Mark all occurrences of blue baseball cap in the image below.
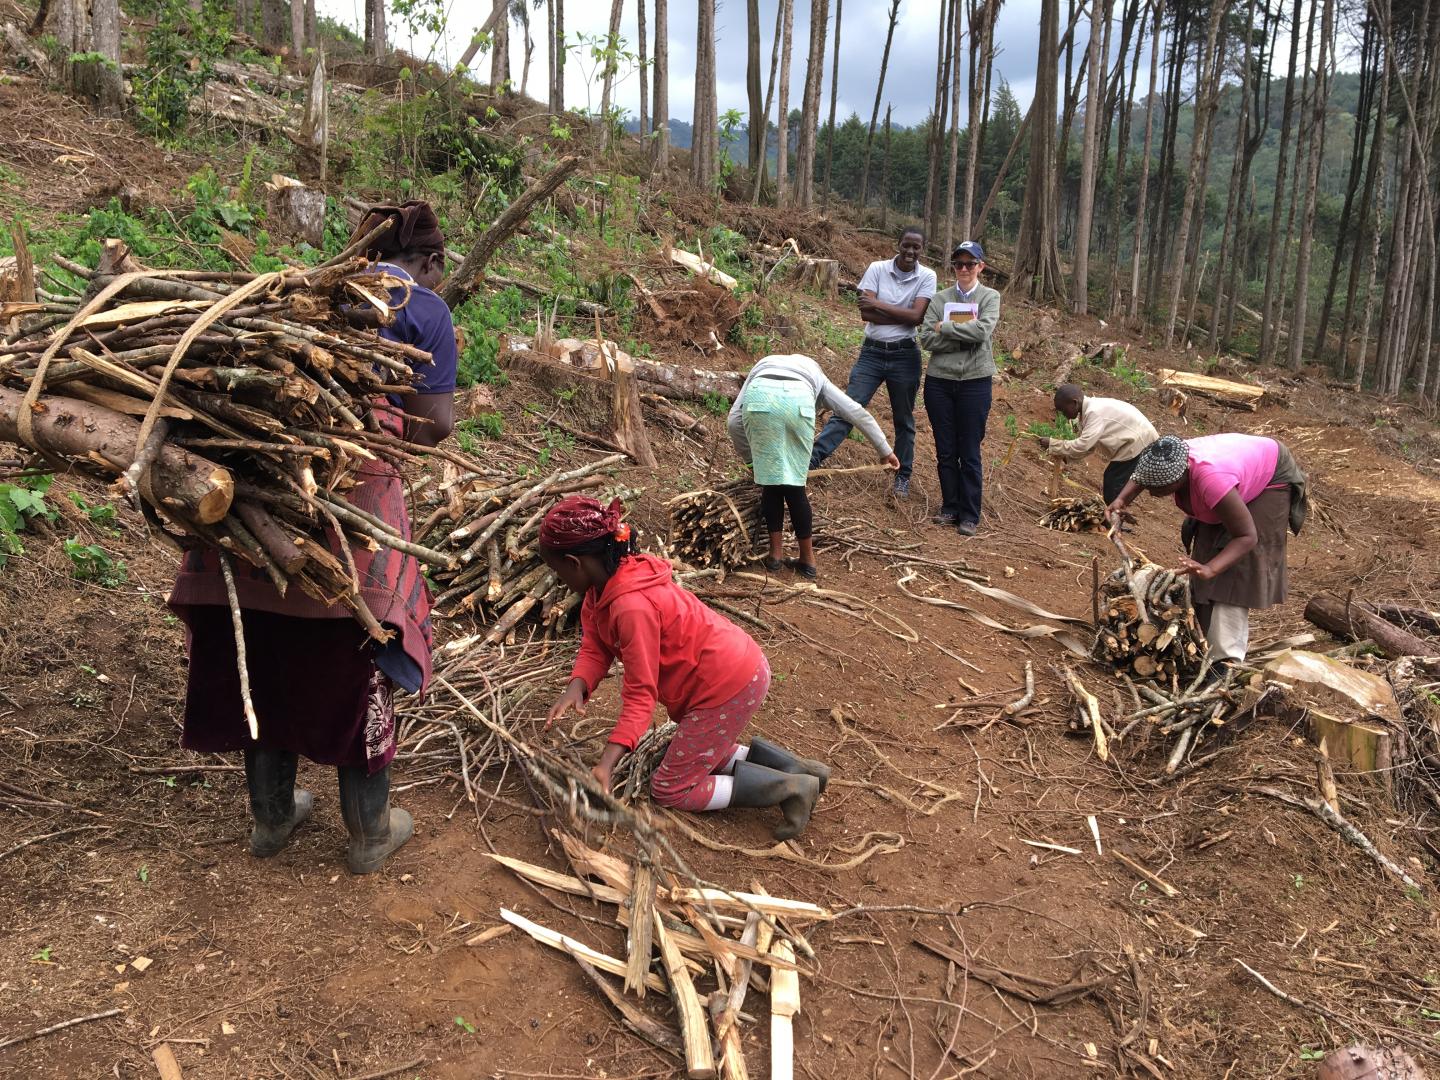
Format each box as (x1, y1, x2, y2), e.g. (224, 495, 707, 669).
(951, 241, 984, 262)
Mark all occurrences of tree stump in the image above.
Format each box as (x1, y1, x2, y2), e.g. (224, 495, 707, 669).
(265, 177, 327, 247)
(796, 258, 840, 297)
(1317, 1045, 1426, 1080)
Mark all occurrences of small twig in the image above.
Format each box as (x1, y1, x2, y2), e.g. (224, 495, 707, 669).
(342, 1058, 428, 1080)
(0, 1007, 124, 1051)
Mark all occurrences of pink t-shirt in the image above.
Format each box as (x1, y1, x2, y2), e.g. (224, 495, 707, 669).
(1175, 434, 1280, 523)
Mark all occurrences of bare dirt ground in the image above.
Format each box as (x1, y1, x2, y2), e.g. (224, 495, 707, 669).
(3, 267, 1440, 1079)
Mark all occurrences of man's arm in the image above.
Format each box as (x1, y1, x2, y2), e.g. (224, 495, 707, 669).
(403, 392, 454, 447)
(917, 292, 950, 352)
(1047, 411, 1104, 459)
(859, 291, 930, 326)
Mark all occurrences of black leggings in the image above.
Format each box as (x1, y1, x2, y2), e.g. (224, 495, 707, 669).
(760, 485, 813, 540)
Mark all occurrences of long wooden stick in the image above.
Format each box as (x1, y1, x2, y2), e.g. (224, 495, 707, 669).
(218, 553, 259, 740)
(0, 1007, 123, 1051)
(500, 908, 667, 993)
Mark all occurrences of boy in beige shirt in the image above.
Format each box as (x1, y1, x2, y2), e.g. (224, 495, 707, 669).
(1041, 383, 1159, 503)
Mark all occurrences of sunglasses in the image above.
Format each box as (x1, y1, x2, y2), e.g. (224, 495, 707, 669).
(953, 261, 980, 270)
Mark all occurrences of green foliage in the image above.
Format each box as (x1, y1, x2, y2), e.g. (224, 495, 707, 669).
(63, 539, 128, 587)
(0, 475, 57, 568)
(1003, 413, 1020, 438)
(454, 1015, 476, 1035)
(717, 108, 744, 189)
(67, 492, 119, 530)
(31, 946, 54, 962)
(1027, 415, 1078, 440)
(131, 0, 230, 139)
(453, 288, 526, 386)
(699, 392, 730, 418)
(454, 412, 504, 452)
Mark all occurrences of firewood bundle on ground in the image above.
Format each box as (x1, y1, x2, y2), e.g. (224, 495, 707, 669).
(0, 240, 463, 639)
(665, 478, 765, 570)
(486, 831, 826, 1079)
(410, 453, 630, 646)
(1092, 559, 1207, 683)
(1039, 494, 1115, 533)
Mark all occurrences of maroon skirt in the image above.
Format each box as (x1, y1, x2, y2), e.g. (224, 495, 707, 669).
(179, 606, 396, 772)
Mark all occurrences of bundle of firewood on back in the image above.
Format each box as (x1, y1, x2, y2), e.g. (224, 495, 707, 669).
(1039, 494, 1126, 533)
(665, 476, 765, 569)
(411, 453, 632, 647)
(0, 240, 457, 638)
(1093, 559, 1206, 683)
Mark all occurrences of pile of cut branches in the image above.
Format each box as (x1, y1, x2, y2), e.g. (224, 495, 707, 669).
(0, 238, 463, 638)
(1039, 494, 1125, 533)
(1093, 559, 1206, 683)
(666, 477, 764, 569)
(411, 453, 630, 645)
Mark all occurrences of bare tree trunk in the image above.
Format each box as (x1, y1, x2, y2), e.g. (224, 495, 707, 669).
(1288, 0, 1336, 368)
(923, 0, 955, 237)
(795, 0, 829, 209)
(305, 0, 316, 51)
(291, 0, 307, 62)
(491, 0, 510, 92)
(1072, 0, 1106, 313)
(518, 1, 535, 98)
(598, 0, 625, 151)
(1342, 23, 1391, 379)
(638, 0, 649, 137)
(960, 0, 994, 237)
(1012, 0, 1067, 304)
(747, 0, 765, 182)
(860, 0, 902, 212)
(942, 0, 963, 253)
(88, 0, 122, 114)
(880, 104, 893, 229)
(1147, 17, 1189, 308)
(552, 0, 566, 112)
(1258, 0, 1304, 361)
(752, 0, 786, 202)
(365, 0, 386, 58)
(775, 0, 794, 203)
(1210, 0, 1257, 351)
(821, 0, 844, 210)
(1105, 0, 1145, 317)
(1163, 0, 1227, 345)
(1128, 0, 1162, 319)
(651, 0, 667, 169)
(1221, 0, 1276, 346)
(691, 0, 718, 188)
(1315, 17, 1374, 363)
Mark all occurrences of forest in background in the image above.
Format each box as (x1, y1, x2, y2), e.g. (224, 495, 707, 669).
(9, 0, 1440, 403)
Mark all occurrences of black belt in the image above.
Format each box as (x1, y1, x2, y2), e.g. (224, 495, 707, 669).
(757, 372, 805, 382)
(862, 337, 919, 352)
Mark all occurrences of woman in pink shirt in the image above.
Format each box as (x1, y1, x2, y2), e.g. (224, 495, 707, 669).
(1107, 433, 1308, 667)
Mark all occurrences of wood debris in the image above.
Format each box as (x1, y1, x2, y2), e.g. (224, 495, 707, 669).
(666, 478, 765, 569)
(1092, 559, 1206, 684)
(1040, 495, 1130, 534)
(490, 834, 828, 1080)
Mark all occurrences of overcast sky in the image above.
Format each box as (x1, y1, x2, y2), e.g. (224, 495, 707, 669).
(320, 0, 1360, 129)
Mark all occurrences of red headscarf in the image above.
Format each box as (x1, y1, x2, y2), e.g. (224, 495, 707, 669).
(353, 200, 446, 259)
(539, 496, 629, 550)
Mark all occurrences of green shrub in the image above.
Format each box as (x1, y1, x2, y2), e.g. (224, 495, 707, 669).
(453, 287, 526, 386)
(0, 475, 57, 567)
(63, 539, 128, 587)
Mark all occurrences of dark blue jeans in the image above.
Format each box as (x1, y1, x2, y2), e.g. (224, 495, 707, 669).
(809, 340, 920, 481)
(924, 375, 992, 525)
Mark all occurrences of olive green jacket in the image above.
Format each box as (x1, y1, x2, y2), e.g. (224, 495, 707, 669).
(918, 282, 1001, 381)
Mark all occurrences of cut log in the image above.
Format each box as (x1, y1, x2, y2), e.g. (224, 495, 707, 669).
(653, 911, 718, 1079)
(794, 258, 839, 297)
(1317, 1045, 1426, 1080)
(0, 386, 233, 525)
(1374, 603, 1440, 637)
(1303, 595, 1440, 659)
(607, 337, 657, 467)
(669, 246, 739, 291)
(1155, 368, 1267, 410)
(507, 344, 743, 402)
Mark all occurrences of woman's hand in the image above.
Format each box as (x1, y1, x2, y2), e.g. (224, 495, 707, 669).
(591, 742, 627, 795)
(1174, 556, 1216, 581)
(544, 678, 588, 731)
(1037, 437, 1051, 450)
(1105, 497, 1128, 519)
(881, 452, 901, 470)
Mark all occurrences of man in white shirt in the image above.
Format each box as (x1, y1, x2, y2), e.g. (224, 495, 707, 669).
(1041, 383, 1160, 503)
(810, 227, 938, 499)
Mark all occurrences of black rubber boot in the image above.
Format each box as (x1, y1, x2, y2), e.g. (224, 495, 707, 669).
(729, 761, 819, 841)
(337, 764, 413, 875)
(745, 736, 831, 793)
(243, 746, 313, 858)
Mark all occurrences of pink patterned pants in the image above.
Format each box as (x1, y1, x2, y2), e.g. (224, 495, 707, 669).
(650, 657, 771, 811)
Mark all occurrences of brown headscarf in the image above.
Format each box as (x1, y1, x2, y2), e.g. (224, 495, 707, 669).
(352, 200, 446, 260)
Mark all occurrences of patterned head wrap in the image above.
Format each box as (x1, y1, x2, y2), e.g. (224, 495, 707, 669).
(539, 496, 629, 550)
(352, 200, 446, 259)
(1131, 435, 1190, 489)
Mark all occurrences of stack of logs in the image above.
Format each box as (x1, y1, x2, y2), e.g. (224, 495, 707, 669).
(666, 478, 765, 570)
(0, 240, 458, 640)
(412, 453, 628, 646)
(1093, 560, 1207, 683)
(1039, 495, 1113, 534)
(485, 832, 825, 1080)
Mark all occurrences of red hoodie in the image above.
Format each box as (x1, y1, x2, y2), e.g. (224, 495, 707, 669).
(570, 554, 765, 750)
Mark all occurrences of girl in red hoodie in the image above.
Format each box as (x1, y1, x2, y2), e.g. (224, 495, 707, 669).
(540, 496, 828, 840)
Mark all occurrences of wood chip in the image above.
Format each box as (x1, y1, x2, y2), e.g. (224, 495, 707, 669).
(464, 924, 513, 947)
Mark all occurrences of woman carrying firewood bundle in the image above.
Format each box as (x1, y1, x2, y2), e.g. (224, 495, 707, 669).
(727, 353, 900, 579)
(168, 201, 456, 874)
(540, 495, 829, 839)
(1107, 433, 1308, 668)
